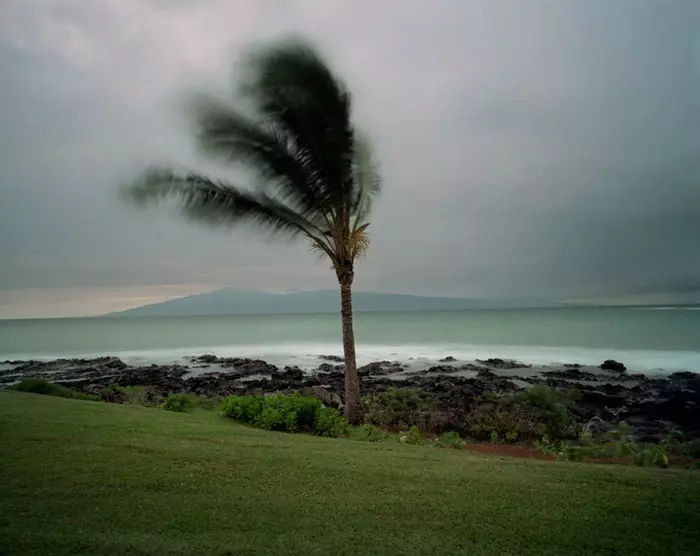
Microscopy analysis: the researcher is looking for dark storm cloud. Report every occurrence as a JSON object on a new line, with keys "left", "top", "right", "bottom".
{"left": 1, "top": 0, "right": 699, "bottom": 316}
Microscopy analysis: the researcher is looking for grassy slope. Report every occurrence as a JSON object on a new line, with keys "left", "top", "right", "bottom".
{"left": 1, "top": 392, "right": 699, "bottom": 556}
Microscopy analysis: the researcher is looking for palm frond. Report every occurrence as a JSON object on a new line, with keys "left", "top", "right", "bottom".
{"left": 124, "top": 168, "right": 326, "bottom": 241}
{"left": 240, "top": 37, "right": 354, "bottom": 207}
{"left": 191, "top": 94, "right": 329, "bottom": 225}
{"left": 348, "top": 223, "right": 371, "bottom": 260}
{"left": 351, "top": 132, "right": 381, "bottom": 225}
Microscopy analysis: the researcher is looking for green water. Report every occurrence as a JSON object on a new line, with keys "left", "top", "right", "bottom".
{"left": 1, "top": 308, "right": 698, "bottom": 372}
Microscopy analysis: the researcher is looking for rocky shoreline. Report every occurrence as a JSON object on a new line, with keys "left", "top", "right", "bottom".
{"left": 2, "top": 354, "right": 699, "bottom": 442}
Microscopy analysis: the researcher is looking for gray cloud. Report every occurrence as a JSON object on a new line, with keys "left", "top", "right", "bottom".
{"left": 1, "top": 0, "right": 699, "bottom": 316}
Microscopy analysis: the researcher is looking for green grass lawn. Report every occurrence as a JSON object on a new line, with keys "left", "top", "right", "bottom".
{"left": 1, "top": 391, "right": 699, "bottom": 555}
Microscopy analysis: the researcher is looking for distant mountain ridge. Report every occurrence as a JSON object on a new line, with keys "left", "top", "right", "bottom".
{"left": 107, "top": 289, "right": 557, "bottom": 317}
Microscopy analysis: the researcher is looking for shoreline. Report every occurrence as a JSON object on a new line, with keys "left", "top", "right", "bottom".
{"left": 2, "top": 353, "right": 699, "bottom": 443}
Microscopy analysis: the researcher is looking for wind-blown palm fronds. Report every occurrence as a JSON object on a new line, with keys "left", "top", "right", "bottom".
{"left": 124, "top": 37, "right": 381, "bottom": 423}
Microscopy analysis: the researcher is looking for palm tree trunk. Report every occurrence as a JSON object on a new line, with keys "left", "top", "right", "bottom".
{"left": 339, "top": 279, "right": 363, "bottom": 424}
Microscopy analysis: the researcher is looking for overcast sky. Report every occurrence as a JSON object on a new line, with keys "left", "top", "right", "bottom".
{"left": 1, "top": 0, "right": 699, "bottom": 318}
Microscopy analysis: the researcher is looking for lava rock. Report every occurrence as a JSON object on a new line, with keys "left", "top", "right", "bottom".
{"left": 599, "top": 360, "right": 626, "bottom": 373}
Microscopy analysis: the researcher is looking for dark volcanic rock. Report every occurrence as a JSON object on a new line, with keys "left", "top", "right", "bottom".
{"left": 476, "top": 358, "right": 532, "bottom": 370}
{"left": 599, "top": 359, "right": 626, "bottom": 372}
{"left": 358, "top": 361, "right": 403, "bottom": 376}
{"left": 298, "top": 385, "right": 343, "bottom": 409}
{"left": 319, "top": 355, "right": 343, "bottom": 362}
{"left": 543, "top": 368, "right": 599, "bottom": 381}
{"left": 189, "top": 355, "right": 277, "bottom": 375}
{"left": 426, "top": 365, "right": 460, "bottom": 374}
{"left": 439, "top": 356, "right": 457, "bottom": 362}
{"left": 281, "top": 366, "right": 304, "bottom": 381}
{"left": 190, "top": 354, "right": 219, "bottom": 364}
{"left": 316, "top": 363, "right": 344, "bottom": 373}
{"left": 669, "top": 371, "right": 699, "bottom": 381}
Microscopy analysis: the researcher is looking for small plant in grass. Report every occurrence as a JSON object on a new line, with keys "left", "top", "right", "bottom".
{"left": 489, "top": 430, "right": 500, "bottom": 444}
{"left": 400, "top": 425, "right": 422, "bottom": 446}
{"left": 353, "top": 424, "right": 390, "bottom": 443}
{"left": 163, "top": 393, "right": 196, "bottom": 413}
{"left": 314, "top": 407, "right": 349, "bottom": 438}
{"left": 435, "top": 431, "right": 465, "bottom": 449}
{"left": 195, "top": 395, "right": 221, "bottom": 411}
{"left": 10, "top": 380, "right": 97, "bottom": 401}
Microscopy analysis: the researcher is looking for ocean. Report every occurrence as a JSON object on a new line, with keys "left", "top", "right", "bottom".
{"left": 1, "top": 307, "right": 699, "bottom": 374}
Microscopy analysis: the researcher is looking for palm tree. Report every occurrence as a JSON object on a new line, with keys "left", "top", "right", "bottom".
{"left": 125, "top": 38, "right": 380, "bottom": 424}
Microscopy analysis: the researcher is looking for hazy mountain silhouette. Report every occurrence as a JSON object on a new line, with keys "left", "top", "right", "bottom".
{"left": 108, "top": 289, "right": 556, "bottom": 317}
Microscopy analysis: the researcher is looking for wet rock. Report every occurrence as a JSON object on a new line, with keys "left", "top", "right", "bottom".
{"left": 426, "top": 365, "right": 460, "bottom": 374}
{"left": 358, "top": 361, "right": 403, "bottom": 376}
{"left": 190, "top": 354, "right": 219, "bottom": 364}
{"left": 316, "top": 363, "right": 343, "bottom": 373}
{"left": 439, "top": 356, "right": 457, "bottom": 362}
{"left": 669, "top": 371, "right": 699, "bottom": 381}
{"left": 600, "top": 360, "right": 626, "bottom": 372}
{"left": 476, "top": 358, "right": 532, "bottom": 369}
{"left": 319, "top": 355, "right": 343, "bottom": 362}
{"left": 298, "top": 385, "right": 343, "bottom": 409}
{"left": 543, "top": 368, "right": 599, "bottom": 381}
{"left": 281, "top": 366, "right": 304, "bottom": 381}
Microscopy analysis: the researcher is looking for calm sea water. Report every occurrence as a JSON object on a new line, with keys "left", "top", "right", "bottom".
{"left": 1, "top": 308, "right": 699, "bottom": 373}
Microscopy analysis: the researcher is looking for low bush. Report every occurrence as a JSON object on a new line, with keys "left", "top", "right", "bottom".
{"left": 10, "top": 380, "right": 97, "bottom": 401}
{"left": 163, "top": 393, "right": 197, "bottom": 413}
{"left": 399, "top": 425, "right": 423, "bottom": 446}
{"left": 221, "top": 394, "right": 348, "bottom": 437}
{"left": 222, "top": 395, "right": 265, "bottom": 422}
{"left": 363, "top": 388, "right": 435, "bottom": 430}
{"left": 100, "top": 384, "right": 128, "bottom": 403}
{"left": 516, "top": 384, "right": 580, "bottom": 438}
{"left": 434, "top": 431, "right": 465, "bottom": 449}
{"left": 314, "top": 407, "right": 349, "bottom": 438}
{"left": 123, "top": 386, "right": 163, "bottom": 407}
{"left": 535, "top": 423, "right": 670, "bottom": 467}
{"left": 464, "top": 385, "right": 578, "bottom": 441}
{"left": 352, "top": 424, "right": 390, "bottom": 443}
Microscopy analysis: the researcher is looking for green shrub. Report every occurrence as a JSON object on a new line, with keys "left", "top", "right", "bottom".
{"left": 10, "top": 380, "right": 96, "bottom": 401}
{"left": 435, "top": 431, "right": 465, "bottom": 449}
{"left": 489, "top": 430, "right": 500, "bottom": 444}
{"left": 100, "top": 384, "right": 127, "bottom": 403}
{"left": 222, "top": 395, "right": 265, "bottom": 422}
{"left": 221, "top": 394, "right": 338, "bottom": 435}
{"left": 465, "top": 385, "right": 578, "bottom": 441}
{"left": 399, "top": 425, "right": 423, "bottom": 446}
{"left": 255, "top": 394, "right": 321, "bottom": 432}
{"left": 363, "top": 388, "right": 434, "bottom": 430}
{"left": 163, "top": 393, "right": 196, "bottom": 413}
{"left": 314, "top": 407, "right": 349, "bottom": 438}
{"left": 352, "top": 424, "right": 390, "bottom": 443}
{"left": 121, "top": 386, "right": 163, "bottom": 407}
{"left": 668, "top": 437, "right": 700, "bottom": 459}
{"left": 516, "top": 384, "right": 579, "bottom": 438}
